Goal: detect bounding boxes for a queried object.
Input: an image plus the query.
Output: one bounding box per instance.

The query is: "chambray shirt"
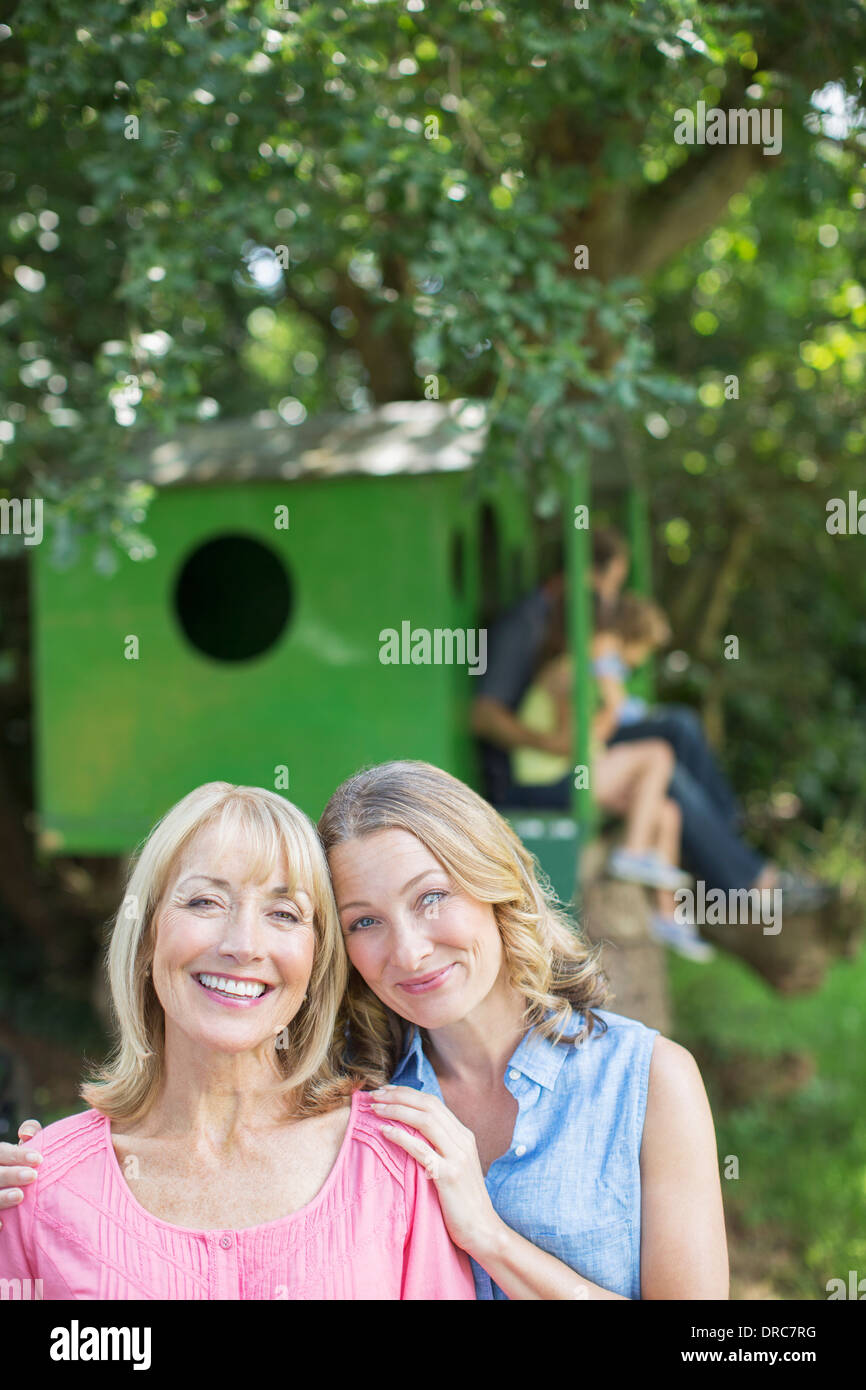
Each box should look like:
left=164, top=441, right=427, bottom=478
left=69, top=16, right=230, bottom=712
left=390, top=1006, right=659, bottom=1300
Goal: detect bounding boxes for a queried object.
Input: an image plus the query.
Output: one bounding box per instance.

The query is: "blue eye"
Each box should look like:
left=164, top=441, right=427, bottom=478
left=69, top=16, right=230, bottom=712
left=420, top=890, right=446, bottom=909
left=188, top=897, right=219, bottom=908
left=348, top=916, right=377, bottom=933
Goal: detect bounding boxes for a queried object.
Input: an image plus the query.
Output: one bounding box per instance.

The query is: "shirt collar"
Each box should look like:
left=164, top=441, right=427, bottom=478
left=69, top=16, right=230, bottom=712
left=391, top=1009, right=580, bottom=1091
left=392, top=1024, right=427, bottom=1085
left=506, top=1010, right=578, bottom=1090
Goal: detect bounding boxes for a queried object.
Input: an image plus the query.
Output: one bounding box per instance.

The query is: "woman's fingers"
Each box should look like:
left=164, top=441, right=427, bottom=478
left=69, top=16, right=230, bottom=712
left=0, top=1141, right=41, bottom=1224
left=370, top=1102, right=449, bottom=1153
left=370, top=1085, right=437, bottom=1109
left=377, top=1093, right=498, bottom=1258
left=379, top=1124, right=442, bottom=1180
left=369, top=1086, right=466, bottom=1141
left=0, top=1133, right=43, bottom=1229
left=0, top=1143, right=41, bottom=1175
left=0, top=1140, right=41, bottom=1164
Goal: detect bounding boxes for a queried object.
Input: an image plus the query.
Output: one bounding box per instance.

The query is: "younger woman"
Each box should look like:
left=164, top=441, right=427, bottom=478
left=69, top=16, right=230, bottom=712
left=320, top=760, right=729, bottom=1299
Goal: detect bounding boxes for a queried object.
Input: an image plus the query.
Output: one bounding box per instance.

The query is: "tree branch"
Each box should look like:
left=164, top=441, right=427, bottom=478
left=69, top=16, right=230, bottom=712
left=624, top=142, right=769, bottom=282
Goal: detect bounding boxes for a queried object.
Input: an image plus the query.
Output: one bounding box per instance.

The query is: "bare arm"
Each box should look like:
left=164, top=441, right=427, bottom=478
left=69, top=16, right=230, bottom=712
left=592, top=632, right=627, bottom=744
left=471, top=694, right=565, bottom=756
left=592, top=703, right=620, bottom=744
left=547, top=659, right=610, bottom=754
left=639, top=1037, right=730, bottom=1298
left=468, top=1217, right=627, bottom=1300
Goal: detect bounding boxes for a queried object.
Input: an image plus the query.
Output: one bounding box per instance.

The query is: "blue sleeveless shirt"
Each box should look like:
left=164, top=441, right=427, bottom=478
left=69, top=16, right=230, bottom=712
left=389, top=1006, right=659, bottom=1300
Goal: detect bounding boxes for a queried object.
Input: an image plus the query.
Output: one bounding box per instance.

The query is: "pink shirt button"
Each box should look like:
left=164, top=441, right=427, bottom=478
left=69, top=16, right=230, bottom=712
left=219, top=1235, right=232, bottom=1249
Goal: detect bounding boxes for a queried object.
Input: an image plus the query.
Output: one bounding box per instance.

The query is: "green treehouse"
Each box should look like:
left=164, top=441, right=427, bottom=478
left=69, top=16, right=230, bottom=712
left=31, top=400, right=651, bottom=905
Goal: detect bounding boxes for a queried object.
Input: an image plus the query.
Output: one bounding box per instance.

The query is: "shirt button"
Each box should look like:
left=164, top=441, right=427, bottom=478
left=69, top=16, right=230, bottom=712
left=514, top=1144, right=527, bottom=1157
left=219, top=1235, right=232, bottom=1249
left=508, top=1069, right=520, bottom=1081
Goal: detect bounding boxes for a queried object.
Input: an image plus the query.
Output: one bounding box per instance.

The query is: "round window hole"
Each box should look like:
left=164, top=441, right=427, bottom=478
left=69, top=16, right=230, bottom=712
left=174, top=533, right=292, bottom=662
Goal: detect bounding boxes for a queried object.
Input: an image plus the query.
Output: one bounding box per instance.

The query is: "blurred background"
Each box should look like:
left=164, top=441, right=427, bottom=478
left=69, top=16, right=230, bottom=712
left=1, top=0, right=865, bottom=1297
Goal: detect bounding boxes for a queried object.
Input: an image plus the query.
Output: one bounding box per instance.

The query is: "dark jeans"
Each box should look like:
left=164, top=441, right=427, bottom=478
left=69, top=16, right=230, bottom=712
left=502, top=760, right=764, bottom=896
left=607, top=705, right=741, bottom=827
left=667, top=764, right=764, bottom=894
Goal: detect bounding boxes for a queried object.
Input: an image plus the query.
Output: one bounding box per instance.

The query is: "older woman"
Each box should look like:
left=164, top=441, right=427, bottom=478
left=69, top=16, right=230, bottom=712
left=319, top=760, right=729, bottom=1300
left=0, top=781, right=474, bottom=1300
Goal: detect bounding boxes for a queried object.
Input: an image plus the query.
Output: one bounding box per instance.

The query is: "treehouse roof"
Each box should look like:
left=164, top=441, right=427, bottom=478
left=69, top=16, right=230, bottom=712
left=136, top=400, right=489, bottom=488
left=133, top=397, right=638, bottom=493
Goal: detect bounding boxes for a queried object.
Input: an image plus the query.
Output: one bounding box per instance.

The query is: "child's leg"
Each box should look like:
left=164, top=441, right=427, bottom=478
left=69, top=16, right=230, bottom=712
left=646, top=795, right=715, bottom=959
left=594, top=739, right=675, bottom=853
left=653, top=796, right=682, bottom=916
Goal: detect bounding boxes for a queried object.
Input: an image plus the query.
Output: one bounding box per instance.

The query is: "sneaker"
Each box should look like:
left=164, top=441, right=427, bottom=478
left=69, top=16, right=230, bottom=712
left=649, top=913, right=716, bottom=962
left=607, top=848, right=691, bottom=892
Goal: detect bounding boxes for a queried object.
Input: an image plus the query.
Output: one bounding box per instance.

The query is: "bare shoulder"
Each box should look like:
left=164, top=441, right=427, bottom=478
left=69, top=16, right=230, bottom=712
left=648, top=1034, right=705, bottom=1093
left=642, top=1035, right=714, bottom=1161
left=305, top=1098, right=353, bottom=1142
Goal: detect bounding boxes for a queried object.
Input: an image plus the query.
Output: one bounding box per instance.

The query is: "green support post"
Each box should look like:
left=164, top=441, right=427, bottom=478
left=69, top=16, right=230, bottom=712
left=567, top=462, right=598, bottom=840
left=625, top=482, right=656, bottom=703
left=626, top=483, right=652, bottom=597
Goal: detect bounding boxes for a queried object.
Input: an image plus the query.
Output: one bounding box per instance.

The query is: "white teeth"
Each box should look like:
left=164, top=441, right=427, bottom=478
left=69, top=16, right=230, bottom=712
left=197, top=974, right=267, bottom=998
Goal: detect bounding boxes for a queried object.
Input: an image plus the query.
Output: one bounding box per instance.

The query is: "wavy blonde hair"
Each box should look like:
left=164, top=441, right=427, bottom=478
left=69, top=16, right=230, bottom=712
left=318, top=760, right=610, bottom=1085
left=81, top=782, right=364, bottom=1122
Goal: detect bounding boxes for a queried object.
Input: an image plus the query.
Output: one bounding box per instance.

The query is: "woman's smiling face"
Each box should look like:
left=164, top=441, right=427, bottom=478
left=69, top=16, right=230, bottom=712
left=151, top=820, right=317, bottom=1056
left=329, top=828, right=506, bottom=1028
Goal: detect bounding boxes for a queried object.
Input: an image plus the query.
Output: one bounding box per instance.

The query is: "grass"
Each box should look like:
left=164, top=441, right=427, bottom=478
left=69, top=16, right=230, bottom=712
left=668, top=932, right=866, bottom=1299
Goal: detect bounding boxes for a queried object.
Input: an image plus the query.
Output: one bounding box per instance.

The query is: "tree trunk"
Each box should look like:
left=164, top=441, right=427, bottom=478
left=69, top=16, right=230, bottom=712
left=694, top=520, right=756, bottom=746
left=579, top=835, right=672, bottom=1033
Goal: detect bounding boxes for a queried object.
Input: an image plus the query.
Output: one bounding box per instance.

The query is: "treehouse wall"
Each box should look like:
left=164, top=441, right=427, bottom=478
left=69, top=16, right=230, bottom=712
left=32, top=472, right=475, bottom=853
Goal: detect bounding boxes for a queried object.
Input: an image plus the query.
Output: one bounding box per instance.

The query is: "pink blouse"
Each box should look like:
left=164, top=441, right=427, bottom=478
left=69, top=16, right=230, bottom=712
left=0, top=1089, right=475, bottom=1300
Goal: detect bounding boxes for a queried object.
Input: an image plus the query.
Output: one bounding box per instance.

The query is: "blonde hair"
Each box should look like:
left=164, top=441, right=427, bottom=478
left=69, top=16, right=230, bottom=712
left=318, top=761, right=610, bottom=1085
left=605, top=593, right=671, bottom=649
left=81, top=782, right=359, bottom=1121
